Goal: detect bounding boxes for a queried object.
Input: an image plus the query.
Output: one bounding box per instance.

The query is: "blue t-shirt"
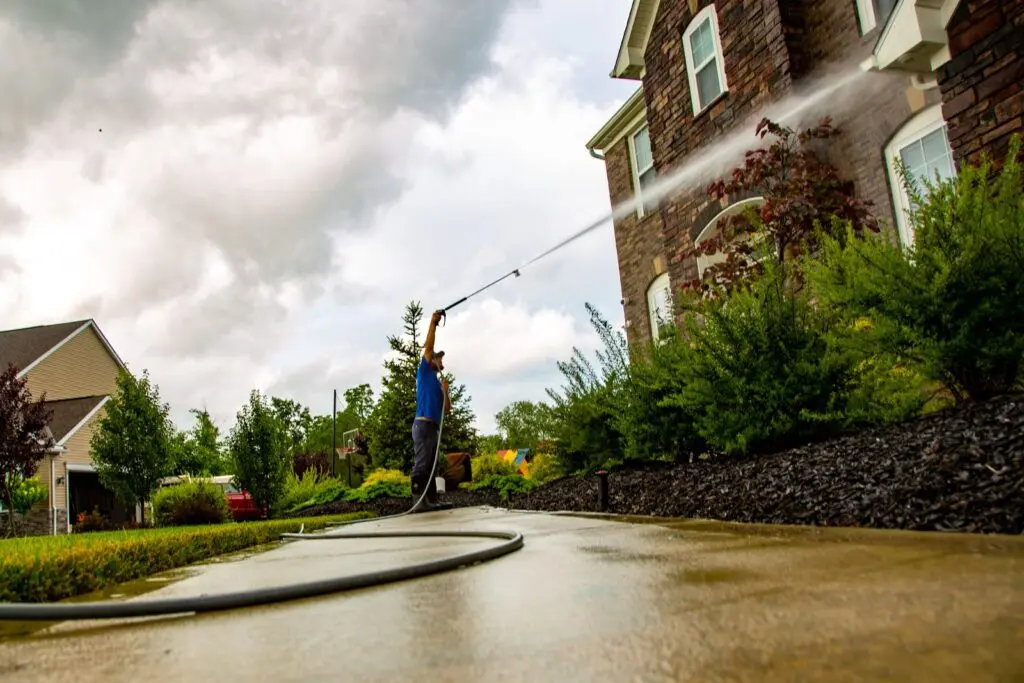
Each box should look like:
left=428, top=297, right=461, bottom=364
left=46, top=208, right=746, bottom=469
left=415, top=356, right=443, bottom=422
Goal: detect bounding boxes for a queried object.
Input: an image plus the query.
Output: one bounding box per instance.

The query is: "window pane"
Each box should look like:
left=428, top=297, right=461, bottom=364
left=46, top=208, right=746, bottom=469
left=689, top=19, right=714, bottom=66
left=921, top=127, right=955, bottom=182
left=640, top=167, right=659, bottom=213
left=633, top=126, right=653, bottom=171
left=696, top=61, right=722, bottom=109
left=873, top=0, right=898, bottom=25
left=899, top=141, right=925, bottom=174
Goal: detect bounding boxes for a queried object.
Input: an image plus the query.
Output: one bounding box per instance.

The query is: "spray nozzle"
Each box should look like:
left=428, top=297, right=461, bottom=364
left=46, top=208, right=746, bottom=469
left=513, top=269, right=521, bottom=277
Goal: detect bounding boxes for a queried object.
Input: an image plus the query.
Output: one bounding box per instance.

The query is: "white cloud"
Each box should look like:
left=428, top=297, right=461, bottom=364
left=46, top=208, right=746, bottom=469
left=0, top=0, right=633, bottom=436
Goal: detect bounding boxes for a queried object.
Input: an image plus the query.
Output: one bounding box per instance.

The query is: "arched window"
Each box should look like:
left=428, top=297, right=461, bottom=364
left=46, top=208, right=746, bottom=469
left=646, top=272, right=673, bottom=343
left=693, top=197, right=766, bottom=279
left=682, top=5, right=729, bottom=116
left=885, top=104, right=956, bottom=248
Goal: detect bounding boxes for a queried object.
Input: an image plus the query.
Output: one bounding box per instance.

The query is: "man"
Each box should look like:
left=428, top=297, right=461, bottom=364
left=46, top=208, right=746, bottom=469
left=411, top=309, right=453, bottom=512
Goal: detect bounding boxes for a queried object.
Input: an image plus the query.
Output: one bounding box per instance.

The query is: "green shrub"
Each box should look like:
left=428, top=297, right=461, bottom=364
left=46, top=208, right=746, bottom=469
left=471, top=453, right=518, bottom=481
left=526, top=453, right=565, bottom=485
left=12, top=477, right=47, bottom=514
left=342, top=468, right=411, bottom=502
left=805, top=135, right=1024, bottom=402
left=276, top=469, right=348, bottom=515
left=0, top=512, right=372, bottom=603
left=670, top=259, right=925, bottom=455
left=467, top=474, right=537, bottom=500
left=152, top=480, right=231, bottom=527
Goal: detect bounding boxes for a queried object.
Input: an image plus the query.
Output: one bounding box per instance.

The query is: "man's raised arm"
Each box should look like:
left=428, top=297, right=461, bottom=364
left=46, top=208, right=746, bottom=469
left=424, top=310, right=443, bottom=361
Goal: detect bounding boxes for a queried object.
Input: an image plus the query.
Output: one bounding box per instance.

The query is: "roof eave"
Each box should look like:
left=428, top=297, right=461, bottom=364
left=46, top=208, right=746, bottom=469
left=586, top=87, right=648, bottom=157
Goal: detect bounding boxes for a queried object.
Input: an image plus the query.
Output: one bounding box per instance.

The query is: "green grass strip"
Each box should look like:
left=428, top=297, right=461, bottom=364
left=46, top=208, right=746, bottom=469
left=0, top=512, right=373, bottom=604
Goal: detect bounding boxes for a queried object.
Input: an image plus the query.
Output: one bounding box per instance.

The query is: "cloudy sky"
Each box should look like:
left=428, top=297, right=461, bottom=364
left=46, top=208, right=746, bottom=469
left=0, top=0, right=638, bottom=434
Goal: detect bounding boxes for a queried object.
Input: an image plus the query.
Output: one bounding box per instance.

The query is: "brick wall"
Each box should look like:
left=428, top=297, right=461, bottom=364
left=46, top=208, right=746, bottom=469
left=938, top=0, right=1024, bottom=170
left=604, top=135, right=668, bottom=347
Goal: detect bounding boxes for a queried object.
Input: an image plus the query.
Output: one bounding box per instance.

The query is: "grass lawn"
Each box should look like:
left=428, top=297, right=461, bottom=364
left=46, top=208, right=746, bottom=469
left=0, top=512, right=373, bottom=604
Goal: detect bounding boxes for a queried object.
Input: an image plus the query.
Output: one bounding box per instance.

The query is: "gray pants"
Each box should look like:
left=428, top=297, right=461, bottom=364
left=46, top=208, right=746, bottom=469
left=411, top=418, right=439, bottom=478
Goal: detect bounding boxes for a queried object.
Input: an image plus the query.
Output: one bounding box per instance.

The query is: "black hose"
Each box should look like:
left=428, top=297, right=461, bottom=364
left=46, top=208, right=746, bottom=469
left=0, top=415, right=525, bottom=622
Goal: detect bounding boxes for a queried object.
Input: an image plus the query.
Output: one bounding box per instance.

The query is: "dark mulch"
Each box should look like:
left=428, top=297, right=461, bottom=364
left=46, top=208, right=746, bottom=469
left=517, top=393, right=1024, bottom=534
left=288, top=394, right=1023, bottom=535
left=282, top=488, right=505, bottom=519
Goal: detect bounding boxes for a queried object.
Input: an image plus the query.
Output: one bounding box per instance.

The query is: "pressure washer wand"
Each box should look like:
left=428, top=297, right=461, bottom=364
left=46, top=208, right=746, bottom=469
left=438, top=268, right=521, bottom=325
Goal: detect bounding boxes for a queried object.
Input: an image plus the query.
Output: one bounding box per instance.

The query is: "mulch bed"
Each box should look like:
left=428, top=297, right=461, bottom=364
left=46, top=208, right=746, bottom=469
left=290, top=393, right=1024, bottom=535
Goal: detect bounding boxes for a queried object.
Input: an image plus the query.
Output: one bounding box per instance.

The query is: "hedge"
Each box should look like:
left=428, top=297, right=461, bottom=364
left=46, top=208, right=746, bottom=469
left=0, top=512, right=373, bottom=604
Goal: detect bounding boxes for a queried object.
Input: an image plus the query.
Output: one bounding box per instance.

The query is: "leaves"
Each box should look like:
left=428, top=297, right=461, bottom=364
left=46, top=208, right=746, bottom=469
left=90, top=369, right=175, bottom=524
left=228, top=390, right=289, bottom=515
left=0, top=363, right=52, bottom=536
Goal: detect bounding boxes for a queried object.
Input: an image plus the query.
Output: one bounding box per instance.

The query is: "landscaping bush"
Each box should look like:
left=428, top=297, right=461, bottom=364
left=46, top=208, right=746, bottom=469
left=276, top=469, right=348, bottom=515
left=525, top=453, right=565, bottom=485
left=471, top=452, right=519, bottom=481
left=0, top=512, right=372, bottom=604
left=670, top=259, right=925, bottom=455
left=343, top=468, right=410, bottom=503
left=152, top=480, right=231, bottom=527
left=11, top=477, right=47, bottom=515
left=805, top=135, right=1024, bottom=403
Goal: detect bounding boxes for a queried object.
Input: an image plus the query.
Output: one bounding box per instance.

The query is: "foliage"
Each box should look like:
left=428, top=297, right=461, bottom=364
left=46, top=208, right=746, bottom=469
left=619, top=328, right=707, bottom=463
left=476, top=434, right=503, bottom=453
left=90, top=369, right=175, bottom=525
left=0, top=363, right=54, bottom=536
left=669, top=260, right=925, bottom=455
left=292, top=451, right=331, bottom=478
left=365, top=301, right=478, bottom=472
left=344, top=468, right=411, bottom=502
left=170, top=409, right=229, bottom=476
left=545, top=304, right=628, bottom=473
left=343, top=384, right=375, bottom=422
left=681, top=117, right=878, bottom=297
left=11, top=477, right=47, bottom=515
left=228, top=390, right=290, bottom=515
left=152, top=480, right=230, bottom=526
left=0, top=512, right=372, bottom=603
left=270, top=397, right=315, bottom=455
left=277, top=469, right=348, bottom=515
left=805, top=135, right=1024, bottom=402
left=470, top=452, right=519, bottom=481
left=467, top=474, right=537, bottom=500
left=525, top=453, right=566, bottom=485
left=300, top=411, right=360, bottom=458
left=493, top=400, right=556, bottom=453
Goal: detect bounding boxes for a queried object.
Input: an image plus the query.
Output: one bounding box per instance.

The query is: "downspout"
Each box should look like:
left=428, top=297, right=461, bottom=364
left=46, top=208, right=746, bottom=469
left=50, top=454, right=55, bottom=536
left=589, top=146, right=606, bottom=160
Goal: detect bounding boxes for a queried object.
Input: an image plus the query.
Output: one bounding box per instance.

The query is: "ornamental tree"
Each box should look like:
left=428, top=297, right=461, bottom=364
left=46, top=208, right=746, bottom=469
left=680, top=117, right=878, bottom=297
left=0, top=363, right=53, bottom=536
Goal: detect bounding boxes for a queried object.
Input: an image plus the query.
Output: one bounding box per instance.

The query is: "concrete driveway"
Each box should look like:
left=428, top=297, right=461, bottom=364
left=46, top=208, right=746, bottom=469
left=1, top=507, right=1022, bottom=682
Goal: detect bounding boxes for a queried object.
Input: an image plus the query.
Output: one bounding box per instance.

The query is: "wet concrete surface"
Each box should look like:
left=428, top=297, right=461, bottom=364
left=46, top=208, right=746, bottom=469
left=1, top=507, right=1023, bottom=682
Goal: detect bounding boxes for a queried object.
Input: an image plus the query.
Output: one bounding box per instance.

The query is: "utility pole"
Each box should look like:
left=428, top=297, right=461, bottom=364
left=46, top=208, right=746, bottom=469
left=331, top=389, right=337, bottom=478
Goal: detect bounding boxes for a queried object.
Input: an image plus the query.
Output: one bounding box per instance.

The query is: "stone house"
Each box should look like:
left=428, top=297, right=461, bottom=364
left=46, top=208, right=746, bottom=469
left=0, top=319, right=136, bottom=535
left=586, top=0, right=1023, bottom=346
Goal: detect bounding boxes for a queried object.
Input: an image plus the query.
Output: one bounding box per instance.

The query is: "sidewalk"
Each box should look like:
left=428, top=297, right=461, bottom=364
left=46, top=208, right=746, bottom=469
left=1, top=507, right=1022, bottom=682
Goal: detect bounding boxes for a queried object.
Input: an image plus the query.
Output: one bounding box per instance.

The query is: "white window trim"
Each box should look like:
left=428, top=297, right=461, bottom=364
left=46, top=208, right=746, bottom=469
left=628, top=123, right=656, bottom=219
left=682, top=5, right=729, bottom=117
left=694, top=197, right=766, bottom=279
left=884, top=104, right=954, bottom=249
left=647, top=272, right=673, bottom=343
left=855, top=0, right=879, bottom=33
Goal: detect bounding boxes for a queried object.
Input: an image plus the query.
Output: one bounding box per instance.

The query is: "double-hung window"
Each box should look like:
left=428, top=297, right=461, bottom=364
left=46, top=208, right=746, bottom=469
left=682, top=6, right=728, bottom=116
left=630, top=124, right=658, bottom=218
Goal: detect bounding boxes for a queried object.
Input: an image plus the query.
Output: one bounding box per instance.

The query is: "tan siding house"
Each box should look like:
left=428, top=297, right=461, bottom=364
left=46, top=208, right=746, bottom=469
left=0, top=319, right=130, bottom=535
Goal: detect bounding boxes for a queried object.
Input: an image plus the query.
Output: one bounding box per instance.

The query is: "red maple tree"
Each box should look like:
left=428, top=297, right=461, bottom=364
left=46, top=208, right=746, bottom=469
left=680, top=117, right=879, bottom=298
left=0, top=363, right=54, bottom=536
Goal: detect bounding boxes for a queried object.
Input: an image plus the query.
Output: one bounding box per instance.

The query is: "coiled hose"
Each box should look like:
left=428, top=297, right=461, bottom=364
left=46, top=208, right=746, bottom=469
left=0, top=413, right=524, bottom=622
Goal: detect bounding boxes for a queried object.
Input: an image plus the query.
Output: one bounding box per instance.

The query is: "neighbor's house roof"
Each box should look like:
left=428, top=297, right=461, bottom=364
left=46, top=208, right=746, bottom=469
left=0, top=318, right=127, bottom=377
left=42, top=395, right=110, bottom=446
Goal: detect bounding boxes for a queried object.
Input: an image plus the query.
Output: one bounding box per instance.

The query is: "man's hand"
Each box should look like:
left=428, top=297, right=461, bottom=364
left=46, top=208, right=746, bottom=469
left=430, top=310, right=444, bottom=327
